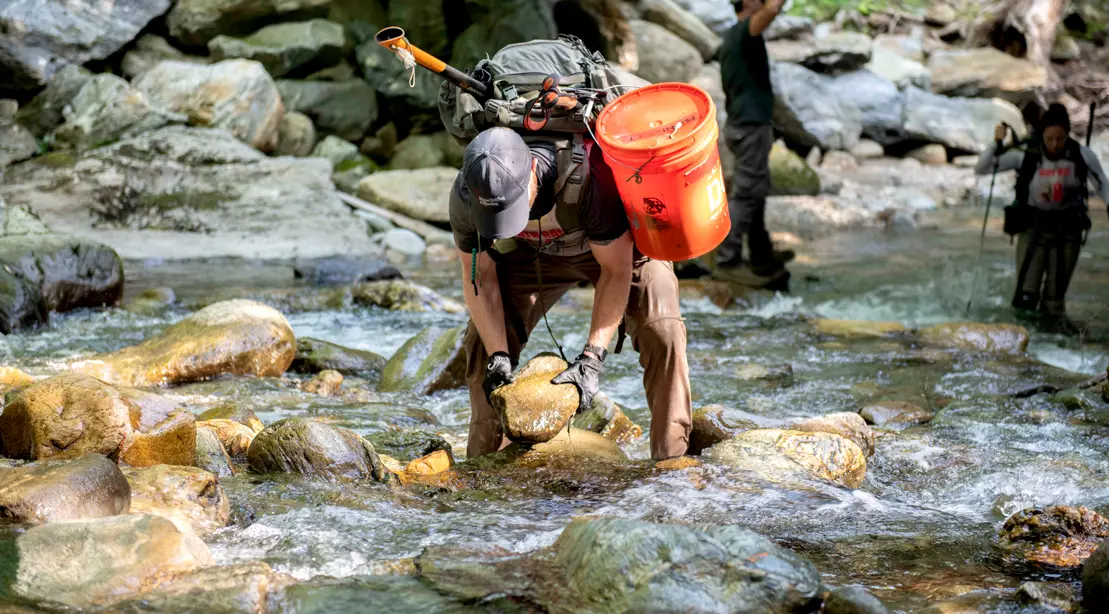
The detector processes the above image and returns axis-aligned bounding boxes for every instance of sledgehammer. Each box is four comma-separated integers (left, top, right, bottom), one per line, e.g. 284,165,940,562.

375,26,489,97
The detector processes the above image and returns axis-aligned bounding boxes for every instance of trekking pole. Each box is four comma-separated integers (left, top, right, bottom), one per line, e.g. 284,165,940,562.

965,136,1005,317
1088,102,1097,147
375,27,489,97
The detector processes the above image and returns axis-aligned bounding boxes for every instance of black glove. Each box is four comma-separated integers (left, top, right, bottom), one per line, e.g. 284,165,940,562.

482,352,515,402
551,352,604,413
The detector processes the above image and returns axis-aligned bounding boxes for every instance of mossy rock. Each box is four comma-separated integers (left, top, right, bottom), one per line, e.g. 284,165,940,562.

688,404,759,455
196,403,264,434
291,337,386,378
247,417,387,481
705,428,867,488
769,140,820,196
365,429,452,463
377,326,467,394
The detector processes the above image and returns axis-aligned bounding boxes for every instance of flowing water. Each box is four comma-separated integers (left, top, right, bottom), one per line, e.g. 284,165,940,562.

3,206,1109,612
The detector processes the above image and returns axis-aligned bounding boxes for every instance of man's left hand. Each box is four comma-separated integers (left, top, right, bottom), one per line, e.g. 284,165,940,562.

551,353,604,412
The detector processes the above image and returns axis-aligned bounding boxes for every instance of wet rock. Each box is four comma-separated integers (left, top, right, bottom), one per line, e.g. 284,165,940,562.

11,513,213,607
735,362,794,383
302,370,344,396
706,428,868,488
825,586,892,614
282,574,466,612
769,141,820,196
920,322,1029,355
814,319,906,338
377,228,428,266
74,299,296,387
865,45,930,90
405,450,453,477
124,465,230,536
793,412,875,457
277,79,378,143
491,354,579,444
1017,581,1078,613
276,111,317,157
196,419,255,460
768,32,872,73
656,456,702,471
124,287,177,316
859,401,935,429
928,48,1046,104
167,0,332,46
998,506,1109,568
1083,539,1109,610
50,73,183,152
572,392,644,444
365,429,452,462
0,235,124,315
906,144,948,165
247,417,386,481
353,280,463,313
828,70,905,145
0,118,37,168
0,0,172,92
552,517,821,613
641,0,722,60
114,387,197,468
688,404,760,455
356,167,458,223
903,87,1026,153
15,64,94,137
0,454,130,523
121,34,208,80
292,255,400,286
630,20,703,84
133,60,284,152
0,267,48,334
194,425,234,477
505,427,628,463
196,404,264,434
771,61,862,151
108,561,277,614
209,19,346,78
292,337,385,378
311,135,360,168
0,366,34,393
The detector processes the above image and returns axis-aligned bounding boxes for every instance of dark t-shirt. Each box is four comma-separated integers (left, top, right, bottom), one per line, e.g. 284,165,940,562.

450,140,628,257
719,17,773,126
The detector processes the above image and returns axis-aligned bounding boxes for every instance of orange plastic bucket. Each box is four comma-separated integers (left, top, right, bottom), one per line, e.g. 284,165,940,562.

595,82,728,262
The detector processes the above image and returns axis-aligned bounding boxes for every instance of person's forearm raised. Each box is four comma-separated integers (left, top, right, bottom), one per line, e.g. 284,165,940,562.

459,249,508,355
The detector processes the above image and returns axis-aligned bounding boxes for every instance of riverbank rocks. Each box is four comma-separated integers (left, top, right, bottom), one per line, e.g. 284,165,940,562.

814,319,906,338
121,34,208,80
247,417,386,481
491,354,578,444
927,48,1046,104
630,20,703,84
706,429,867,488
0,235,124,315
793,412,875,457
552,517,821,613
641,0,722,61
355,36,441,111
829,69,905,144
277,111,316,156
302,370,344,396
167,0,332,46
771,61,862,151
506,428,628,463
998,506,1109,568
449,0,559,70
354,280,464,313
377,326,467,394
115,387,197,467
906,144,949,165
920,322,1029,355
767,31,871,73
688,404,760,455
124,465,230,536
0,366,34,393
277,79,378,142
49,73,182,152
770,141,821,196
0,268,47,334
0,454,130,523
903,87,1025,153
735,362,794,383
860,401,935,429
292,338,385,378
0,117,37,168
208,19,346,78
865,45,930,90
825,587,892,614
9,513,213,608
357,168,457,223
15,65,93,137
133,60,284,152
1083,539,1109,609
75,300,296,387
572,392,644,444
109,561,277,614
196,404,264,434
0,0,172,91
196,419,255,460
194,425,234,477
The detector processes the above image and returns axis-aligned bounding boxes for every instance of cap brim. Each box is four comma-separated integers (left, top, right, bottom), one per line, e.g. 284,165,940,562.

472,194,530,240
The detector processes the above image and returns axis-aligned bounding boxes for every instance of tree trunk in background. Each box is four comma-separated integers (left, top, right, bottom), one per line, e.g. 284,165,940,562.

1016,0,1069,76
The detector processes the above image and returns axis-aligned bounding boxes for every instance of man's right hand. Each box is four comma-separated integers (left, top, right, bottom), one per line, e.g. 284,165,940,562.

482,352,515,402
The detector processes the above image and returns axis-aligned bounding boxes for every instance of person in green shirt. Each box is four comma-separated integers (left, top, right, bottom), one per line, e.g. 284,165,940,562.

712,0,793,288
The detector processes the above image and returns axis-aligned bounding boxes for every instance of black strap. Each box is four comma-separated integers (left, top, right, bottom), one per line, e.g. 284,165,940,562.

535,218,567,362
614,317,626,354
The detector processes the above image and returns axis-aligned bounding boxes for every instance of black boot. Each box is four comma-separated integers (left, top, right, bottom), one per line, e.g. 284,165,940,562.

1012,292,1039,313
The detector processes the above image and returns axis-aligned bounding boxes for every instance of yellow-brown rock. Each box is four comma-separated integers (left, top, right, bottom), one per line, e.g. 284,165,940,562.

793,412,876,457
860,400,935,429
491,353,578,444
688,404,759,455
813,319,906,338
705,429,867,488
572,392,643,444
118,387,196,467
0,454,130,523
404,450,453,477
301,369,343,396
920,322,1029,354
0,366,34,392
197,419,254,461
124,465,231,536
196,403,264,434
508,427,628,463
998,506,1109,568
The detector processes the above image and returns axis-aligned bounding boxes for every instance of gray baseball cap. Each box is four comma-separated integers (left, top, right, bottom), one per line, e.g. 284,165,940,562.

462,128,533,240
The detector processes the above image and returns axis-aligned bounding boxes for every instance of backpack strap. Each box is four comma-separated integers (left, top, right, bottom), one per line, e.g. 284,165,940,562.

554,133,589,230
1015,139,1041,207
1066,138,1089,201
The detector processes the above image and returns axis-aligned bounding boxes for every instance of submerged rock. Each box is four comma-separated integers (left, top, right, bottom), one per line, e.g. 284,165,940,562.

196,404,264,434
196,419,255,460
688,404,760,455
0,454,130,523
365,429,452,462
1017,581,1079,613
706,429,867,488
74,299,296,387
551,517,821,613
793,412,875,457
11,514,213,608
491,354,578,444
292,337,386,377
124,287,177,316
353,280,464,313
208,19,346,78
194,425,234,478
920,322,1029,354
377,326,467,394
998,506,1109,568
124,465,230,536
302,369,344,396
860,401,935,429
108,561,277,614
247,417,387,481
735,362,794,383
814,319,906,338
572,392,644,444
824,586,892,614
1083,539,1109,610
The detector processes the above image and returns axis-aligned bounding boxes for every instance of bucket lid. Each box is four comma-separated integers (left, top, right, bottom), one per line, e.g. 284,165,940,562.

595,83,716,159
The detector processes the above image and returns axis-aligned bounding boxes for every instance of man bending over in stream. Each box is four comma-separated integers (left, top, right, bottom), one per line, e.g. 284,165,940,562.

450,127,692,460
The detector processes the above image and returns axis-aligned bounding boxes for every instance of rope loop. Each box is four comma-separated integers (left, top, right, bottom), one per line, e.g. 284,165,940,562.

390,39,417,88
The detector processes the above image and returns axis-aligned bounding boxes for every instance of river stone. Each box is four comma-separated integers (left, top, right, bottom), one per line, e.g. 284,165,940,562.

641,0,721,60
14,65,93,137
50,73,183,152
865,45,930,90
767,31,872,73
377,228,427,266
404,450,453,478
366,429,451,463
194,426,234,477
688,404,759,455
630,20,702,84
311,135,361,168
276,79,378,143
167,0,332,46
1084,539,1109,609
247,417,386,481
505,427,628,463
552,517,822,613
209,19,346,78
735,363,793,383
0,0,172,92
491,354,579,444
0,366,34,393
116,387,197,467
927,48,1046,104
124,287,177,316
121,34,208,80
133,60,284,152
276,111,317,157
903,87,1026,153
0,268,47,334
1016,582,1079,612
108,561,276,614
378,326,467,394
292,255,401,286
828,70,905,145
706,429,867,488
292,338,385,379
302,370,344,396
859,401,935,429
920,322,1029,355
196,404,264,434
0,235,124,318
793,412,875,457
771,61,862,151
825,586,891,614
0,118,37,168
356,167,457,223
353,280,464,313
390,134,448,170
769,141,820,196
196,419,255,461
572,392,644,444
9,513,213,608
74,299,296,387
0,454,130,523
124,465,230,536
814,319,906,338
998,506,1109,568
906,144,948,165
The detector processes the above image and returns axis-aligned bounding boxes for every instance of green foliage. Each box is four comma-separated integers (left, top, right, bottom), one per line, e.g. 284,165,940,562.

786,0,927,21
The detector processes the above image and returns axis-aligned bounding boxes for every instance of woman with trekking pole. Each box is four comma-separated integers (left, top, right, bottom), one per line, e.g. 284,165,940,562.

974,103,1109,334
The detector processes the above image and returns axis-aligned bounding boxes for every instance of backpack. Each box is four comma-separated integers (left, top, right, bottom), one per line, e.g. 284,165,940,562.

1015,137,1089,207
1006,136,1092,237
438,36,648,225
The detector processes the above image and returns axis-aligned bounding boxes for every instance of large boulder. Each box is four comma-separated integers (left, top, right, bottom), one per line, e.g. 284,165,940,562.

133,60,284,152
247,417,387,481
276,79,378,142
769,140,820,196
767,32,872,73
73,299,296,387
771,61,862,151
377,326,467,394
194,425,234,477
688,404,760,455
0,117,37,168
357,167,458,223
292,337,386,378
14,64,93,137
0,0,172,92
208,19,347,78
705,428,867,488
927,48,1047,104
903,87,1026,153
450,0,558,71
630,20,703,84
551,517,821,613
491,354,579,444
998,506,1109,568
641,0,722,61
865,45,930,90
353,280,464,313
793,412,875,457
827,70,905,145
167,0,332,46
9,514,213,608
0,235,124,314
49,74,183,152
0,454,130,523
1083,539,1109,610
919,322,1030,354
124,465,230,536
121,34,208,80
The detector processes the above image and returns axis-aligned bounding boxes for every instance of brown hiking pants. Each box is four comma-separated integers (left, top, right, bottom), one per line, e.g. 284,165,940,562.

1014,228,1083,316
463,248,691,460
